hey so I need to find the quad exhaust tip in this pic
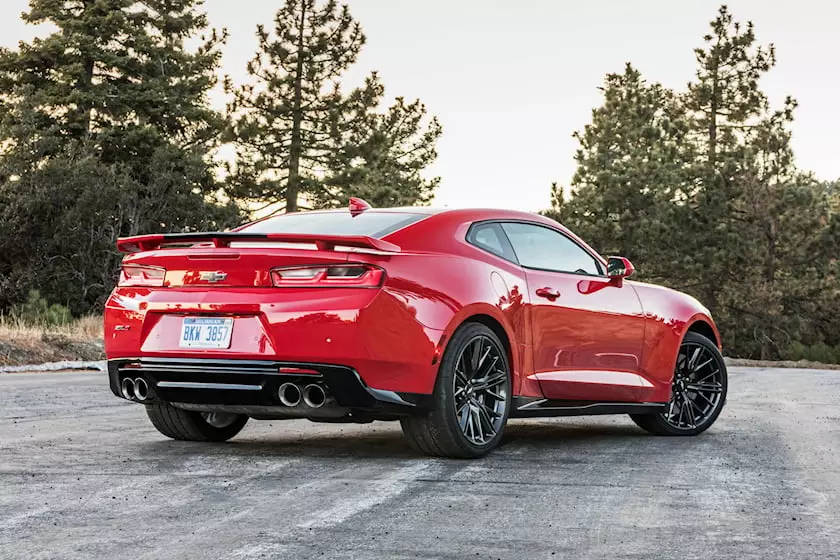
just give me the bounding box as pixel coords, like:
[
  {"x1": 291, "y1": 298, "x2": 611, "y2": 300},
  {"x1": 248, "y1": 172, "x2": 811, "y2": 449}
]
[
  {"x1": 134, "y1": 378, "x2": 149, "y2": 402},
  {"x1": 302, "y1": 384, "x2": 327, "y2": 408},
  {"x1": 278, "y1": 382, "x2": 302, "y2": 407},
  {"x1": 120, "y1": 377, "x2": 150, "y2": 402},
  {"x1": 121, "y1": 377, "x2": 135, "y2": 400}
]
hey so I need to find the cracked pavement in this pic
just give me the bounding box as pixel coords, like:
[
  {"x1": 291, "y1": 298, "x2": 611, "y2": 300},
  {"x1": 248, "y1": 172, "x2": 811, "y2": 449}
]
[{"x1": 1, "y1": 367, "x2": 838, "y2": 559}]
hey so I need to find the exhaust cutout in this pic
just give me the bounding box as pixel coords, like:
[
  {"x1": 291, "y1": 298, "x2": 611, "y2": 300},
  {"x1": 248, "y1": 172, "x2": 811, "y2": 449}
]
[
  {"x1": 120, "y1": 378, "x2": 136, "y2": 400},
  {"x1": 278, "y1": 382, "x2": 302, "y2": 407},
  {"x1": 134, "y1": 378, "x2": 149, "y2": 402},
  {"x1": 303, "y1": 384, "x2": 327, "y2": 408}
]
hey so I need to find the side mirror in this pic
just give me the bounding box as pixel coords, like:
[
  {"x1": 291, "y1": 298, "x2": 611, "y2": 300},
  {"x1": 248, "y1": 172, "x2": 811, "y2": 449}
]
[{"x1": 607, "y1": 256, "x2": 635, "y2": 280}]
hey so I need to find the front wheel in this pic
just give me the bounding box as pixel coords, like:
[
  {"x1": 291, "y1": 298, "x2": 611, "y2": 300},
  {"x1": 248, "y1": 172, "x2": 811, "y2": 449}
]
[
  {"x1": 146, "y1": 403, "x2": 248, "y2": 442},
  {"x1": 401, "y1": 323, "x2": 511, "y2": 458},
  {"x1": 631, "y1": 331, "x2": 727, "y2": 436}
]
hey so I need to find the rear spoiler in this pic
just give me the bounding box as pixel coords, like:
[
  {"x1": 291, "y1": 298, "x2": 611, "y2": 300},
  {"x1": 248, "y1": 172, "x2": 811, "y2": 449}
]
[{"x1": 116, "y1": 232, "x2": 401, "y2": 254}]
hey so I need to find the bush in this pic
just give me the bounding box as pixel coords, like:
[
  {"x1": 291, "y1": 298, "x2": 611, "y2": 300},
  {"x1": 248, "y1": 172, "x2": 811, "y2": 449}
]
[
  {"x1": 9, "y1": 290, "x2": 73, "y2": 327},
  {"x1": 784, "y1": 340, "x2": 840, "y2": 364}
]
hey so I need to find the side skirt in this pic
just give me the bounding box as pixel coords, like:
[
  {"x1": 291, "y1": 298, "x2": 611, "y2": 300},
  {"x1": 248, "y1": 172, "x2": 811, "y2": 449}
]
[{"x1": 511, "y1": 397, "x2": 667, "y2": 419}]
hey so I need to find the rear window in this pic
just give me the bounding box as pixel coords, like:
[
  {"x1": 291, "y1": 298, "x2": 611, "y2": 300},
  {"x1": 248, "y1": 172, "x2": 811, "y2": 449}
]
[{"x1": 239, "y1": 211, "x2": 426, "y2": 238}]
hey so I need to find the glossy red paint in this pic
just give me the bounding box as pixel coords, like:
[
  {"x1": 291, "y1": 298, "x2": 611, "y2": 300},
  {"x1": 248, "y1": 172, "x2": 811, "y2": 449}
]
[{"x1": 105, "y1": 206, "x2": 721, "y2": 405}]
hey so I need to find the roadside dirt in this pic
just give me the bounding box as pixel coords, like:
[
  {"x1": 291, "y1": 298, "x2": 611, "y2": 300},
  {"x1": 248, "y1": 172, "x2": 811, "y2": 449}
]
[{"x1": 0, "y1": 335, "x2": 104, "y2": 367}]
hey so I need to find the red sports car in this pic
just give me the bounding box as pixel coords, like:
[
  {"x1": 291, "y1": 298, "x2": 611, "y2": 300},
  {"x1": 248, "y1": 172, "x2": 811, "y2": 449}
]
[{"x1": 105, "y1": 199, "x2": 727, "y2": 458}]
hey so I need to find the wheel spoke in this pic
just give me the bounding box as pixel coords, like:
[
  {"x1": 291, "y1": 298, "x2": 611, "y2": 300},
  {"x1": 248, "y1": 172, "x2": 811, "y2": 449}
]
[
  {"x1": 662, "y1": 340, "x2": 724, "y2": 430},
  {"x1": 686, "y1": 396, "x2": 703, "y2": 420},
  {"x1": 472, "y1": 369, "x2": 507, "y2": 391},
  {"x1": 475, "y1": 355, "x2": 499, "y2": 380},
  {"x1": 693, "y1": 391, "x2": 716, "y2": 408},
  {"x1": 455, "y1": 352, "x2": 470, "y2": 385},
  {"x1": 452, "y1": 334, "x2": 509, "y2": 445},
  {"x1": 469, "y1": 338, "x2": 483, "y2": 377},
  {"x1": 458, "y1": 405, "x2": 469, "y2": 431},
  {"x1": 471, "y1": 406, "x2": 483, "y2": 442},
  {"x1": 475, "y1": 345, "x2": 492, "y2": 374},
  {"x1": 484, "y1": 389, "x2": 504, "y2": 401},
  {"x1": 676, "y1": 396, "x2": 685, "y2": 426},
  {"x1": 476, "y1": 402, "x2": 497, "y2": 438},
  {"x1": 693, "y1": 369, "x2": 721, "y2": 383},
  {"x1": 682, "y1": 399, "x2": 696, "y2": 428},
  {"x1": 687, "y1": 347, "x2": 701, "y2": 371},
  {"x1": 477, "y1": 399, "x2": 501, "y2": 419},
  {"x1": 466, "y1": 406, "x2": 476, "y2": 440},
  {"x1": 687, "y1": 382, "x2": 722, "y2": 393},
  {"x1": 692, "y1": 356, "x2": 714, "y2": 374}
]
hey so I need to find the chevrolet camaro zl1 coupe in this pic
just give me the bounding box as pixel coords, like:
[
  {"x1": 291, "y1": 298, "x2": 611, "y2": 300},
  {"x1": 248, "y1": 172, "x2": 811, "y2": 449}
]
[{"x1": 105, "y1": 198, "x2": 727, "y2": 458}]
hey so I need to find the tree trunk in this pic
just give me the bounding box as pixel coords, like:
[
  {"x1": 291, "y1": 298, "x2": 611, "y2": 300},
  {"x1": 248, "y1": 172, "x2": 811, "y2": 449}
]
[
  {"x1": 708, "y1": 68, "x2": 718, "y2": 170},
  {"x1": 285, "y1": 1, "x2": 308, "y2": 213},
  {"x1": 76, "y1": 0, "x2": 95, "y2": 137}
]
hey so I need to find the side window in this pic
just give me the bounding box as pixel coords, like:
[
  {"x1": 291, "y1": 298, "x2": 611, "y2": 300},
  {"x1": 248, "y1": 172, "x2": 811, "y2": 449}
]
[
  {"x1": 500, "y1": 222, "x2": 602, "y2": 275},
  {"x1": 467, "y1": 223, "x2": 516, "y2": 262}
]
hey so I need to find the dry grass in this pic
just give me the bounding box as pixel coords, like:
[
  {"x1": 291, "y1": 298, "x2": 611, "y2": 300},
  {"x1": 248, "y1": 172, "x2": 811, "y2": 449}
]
[
  {"x1": 0, "y1": 315, "x2": 103, "y2": 341},
  {"x1": 0, "y1": 315, "x2": 104, "y2": 367}
]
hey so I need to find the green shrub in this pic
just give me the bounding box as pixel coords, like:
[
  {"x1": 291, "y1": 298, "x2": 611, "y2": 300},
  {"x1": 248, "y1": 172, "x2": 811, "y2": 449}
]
[
  {"x1": 784, "y1": 340, "x2": 840, "y2": 365},
  {"x1": 786, "y1": 341, "x2": 807, "y2": 361},
  {"x1": 9, "y1": 290, "x2": 73, "y2": 327}
]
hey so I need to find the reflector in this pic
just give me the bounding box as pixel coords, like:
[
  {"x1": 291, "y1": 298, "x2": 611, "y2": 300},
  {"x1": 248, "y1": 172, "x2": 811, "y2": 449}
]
[
  {"x1": 119, "y1": 265, "x2": 166, "y2": 287},
  {"x1": 270, "y1": 264, "x2": 384, "y2": 288}
]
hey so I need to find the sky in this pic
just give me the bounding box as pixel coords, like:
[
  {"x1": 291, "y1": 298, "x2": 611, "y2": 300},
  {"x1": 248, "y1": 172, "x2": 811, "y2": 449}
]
[{"x1": 2, "y1": 0, "x2": 839, "y2": 211}]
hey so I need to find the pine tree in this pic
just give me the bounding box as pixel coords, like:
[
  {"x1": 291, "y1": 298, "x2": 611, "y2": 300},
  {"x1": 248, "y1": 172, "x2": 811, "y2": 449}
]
[
  {"x1": 680, "y1": 4, "x2": 778, "y2": 315},
  {"x1": 549, "y1": 64, "x2": 690, "y2": 282},
  {"x1": 226, "y1": 0, "x2": 441, "y2": 213},
  {"x1": 324, "y1": 92, "x2": 442, "y2": 208},
  {"x1": 550, "y1": 5, "x2": 840, "y2": 361},
  {"x1": 0, "y1": 0, "x2": 240, "y2": 314}
]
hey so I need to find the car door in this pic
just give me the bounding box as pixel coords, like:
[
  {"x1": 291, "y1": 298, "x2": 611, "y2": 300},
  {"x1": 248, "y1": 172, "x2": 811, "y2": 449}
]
[{"x1": 499, "y1": 222, "x2": 650, "y2": 402}]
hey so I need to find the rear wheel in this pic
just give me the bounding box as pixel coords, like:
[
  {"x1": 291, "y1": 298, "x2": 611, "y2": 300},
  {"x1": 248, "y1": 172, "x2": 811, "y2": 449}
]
[
  {"x1": 401, "y1": 323, "x2": 511, "y2": 458},
  {"x1": 631, "y1": 331, "x2": 727, "y2": 436},
  {"x1": 145, "y1": 403, "x2": 248, "y2": 442}
]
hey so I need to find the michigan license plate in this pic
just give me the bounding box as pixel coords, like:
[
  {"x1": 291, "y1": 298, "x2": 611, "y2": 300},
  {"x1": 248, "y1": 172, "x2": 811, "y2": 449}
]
[{"x1": 179, "y1": 317, "x2": 233, "y2": 349}]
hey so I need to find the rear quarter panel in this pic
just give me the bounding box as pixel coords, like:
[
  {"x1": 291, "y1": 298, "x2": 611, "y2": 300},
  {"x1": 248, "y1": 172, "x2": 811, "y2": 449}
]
[{"x1": 370, "y1": 216, "x2": 540, "y2": 396}]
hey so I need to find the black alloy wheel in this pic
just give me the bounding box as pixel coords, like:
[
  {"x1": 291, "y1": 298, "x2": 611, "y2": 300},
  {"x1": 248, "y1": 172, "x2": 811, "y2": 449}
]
[
  {"x1": 630, "y1": 331, "x2": 727, "y2": 436},
  {"x1": 146, "y1": 403, "x2": 248, "y2": 442},
  {"x1": 401, "y1": 323, "x2": 511, "y2": 458},
  {"x1": 452, "y1": 334, "x2": 509, "y2": 445}
]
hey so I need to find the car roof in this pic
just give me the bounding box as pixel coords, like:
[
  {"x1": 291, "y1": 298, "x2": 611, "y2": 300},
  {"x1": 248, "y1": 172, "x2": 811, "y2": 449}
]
[{"x1": 373, "y1": 206, "x2": 605, "y2": 261}]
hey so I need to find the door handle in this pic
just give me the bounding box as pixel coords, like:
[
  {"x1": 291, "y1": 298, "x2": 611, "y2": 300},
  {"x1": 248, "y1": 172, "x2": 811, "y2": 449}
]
[{"x1": 535, "y1": 287, "x2": 561, "y2": 300}]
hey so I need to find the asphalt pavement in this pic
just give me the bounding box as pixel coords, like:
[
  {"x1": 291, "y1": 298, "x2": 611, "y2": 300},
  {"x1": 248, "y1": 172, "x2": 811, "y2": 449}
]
[{"x1": 1, "y1": 367, "x2": 838, "y2": 559}]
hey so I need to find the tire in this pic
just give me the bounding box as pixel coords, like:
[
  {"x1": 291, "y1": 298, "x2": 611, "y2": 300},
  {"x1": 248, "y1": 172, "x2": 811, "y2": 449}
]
[
  {"x1": 401, "y1": 323, "x2": 512, "y2": 458},
  {"x1": 145, "y1": 403, "x2": 248, "y2": 442},
  {"x1": 631, "y1": 331, "x2": 728, "y2": 436}
]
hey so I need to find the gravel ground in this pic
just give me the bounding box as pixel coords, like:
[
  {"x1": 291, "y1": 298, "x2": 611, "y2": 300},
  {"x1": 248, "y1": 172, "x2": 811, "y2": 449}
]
[{"x1": 1, "y1": 367, "x2": 838, "y2": 559}]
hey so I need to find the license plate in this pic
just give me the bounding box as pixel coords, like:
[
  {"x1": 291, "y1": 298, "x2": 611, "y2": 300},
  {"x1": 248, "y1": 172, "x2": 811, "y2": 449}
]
[{"x1": 179, "y1": 317, "x2": 233, "y2": 349}]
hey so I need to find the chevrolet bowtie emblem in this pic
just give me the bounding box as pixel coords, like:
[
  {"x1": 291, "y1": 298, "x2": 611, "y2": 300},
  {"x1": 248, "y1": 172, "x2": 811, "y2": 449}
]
[{"x1": 200, "y1": 271, "x2": 228, "y2": 283}]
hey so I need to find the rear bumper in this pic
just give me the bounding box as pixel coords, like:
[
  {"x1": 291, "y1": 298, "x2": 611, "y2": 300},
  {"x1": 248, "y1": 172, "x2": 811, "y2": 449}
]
[
  {"x1": 104, "y1": 287, "x2": 446, "y2": 395},
  {"x1": 108, "y1": 357, "x2": 433, "y2": 416}
]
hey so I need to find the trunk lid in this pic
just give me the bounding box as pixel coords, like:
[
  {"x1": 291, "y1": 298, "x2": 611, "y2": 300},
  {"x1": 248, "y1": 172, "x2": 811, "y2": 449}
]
[{"x1": 116, "y1": 232, "x2": 400, "y2": 288}]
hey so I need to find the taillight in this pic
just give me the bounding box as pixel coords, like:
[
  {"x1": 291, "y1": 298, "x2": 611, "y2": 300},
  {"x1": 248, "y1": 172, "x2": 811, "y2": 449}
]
[
  {"x1": 119, "y1": 264, "x2": 166, "y2": 287},
  {"x1": 270, "y1": 264, "x2": 384, "y2": 288}
]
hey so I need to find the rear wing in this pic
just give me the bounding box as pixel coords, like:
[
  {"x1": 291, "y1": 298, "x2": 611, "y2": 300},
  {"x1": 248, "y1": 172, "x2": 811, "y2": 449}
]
[{"x1": 116, "y1": 232, "x2": 401, "y2": 254}]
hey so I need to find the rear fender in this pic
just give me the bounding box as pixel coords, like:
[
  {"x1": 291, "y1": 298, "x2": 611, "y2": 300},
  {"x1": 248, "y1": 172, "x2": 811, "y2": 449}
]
[
  {"x1": 352, "y1": 251, "x2": 537, "y2": 397},
  {"x1": 438, "y1": 304, "x2": 539, "y2": 398}
]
